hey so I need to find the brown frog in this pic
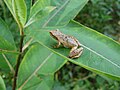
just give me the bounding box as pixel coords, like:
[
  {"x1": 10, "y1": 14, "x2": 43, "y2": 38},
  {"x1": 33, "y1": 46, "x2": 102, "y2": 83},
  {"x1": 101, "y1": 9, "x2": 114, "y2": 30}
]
[{"x1": 49, "y1": 29, "x2": 83, "y2": 58}]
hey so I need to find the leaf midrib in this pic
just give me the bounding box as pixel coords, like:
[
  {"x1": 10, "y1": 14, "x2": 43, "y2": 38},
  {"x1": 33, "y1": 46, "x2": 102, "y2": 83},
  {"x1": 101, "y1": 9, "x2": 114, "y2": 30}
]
[
  {"x1": 42, "y1": 0, "x2": 70, "y2": 28},
  {"x1": 35, "y1": 39, "x2": 120, "y2": 69},
  {"x1": 18, "y1": 53, "x2": 53, "y2": 90},
  {"x1": 80, "y1": 44, "x2": 120, "y2": 69},
  {"x1": 25, "y1": 28, "x2": 120, "y2": 70},
  {"x1": 35, "y1": 40, "x2": 120, "y2": 79},
  {"x1": 2, "y1": 53, "x2": 15, "y2": 73}
]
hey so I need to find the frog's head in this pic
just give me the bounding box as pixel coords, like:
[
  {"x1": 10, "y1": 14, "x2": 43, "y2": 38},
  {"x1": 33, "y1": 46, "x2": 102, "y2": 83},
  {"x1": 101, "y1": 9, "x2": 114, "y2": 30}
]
[{"x1": 49, "y1": 29, "x2": 61, "y2": 40}]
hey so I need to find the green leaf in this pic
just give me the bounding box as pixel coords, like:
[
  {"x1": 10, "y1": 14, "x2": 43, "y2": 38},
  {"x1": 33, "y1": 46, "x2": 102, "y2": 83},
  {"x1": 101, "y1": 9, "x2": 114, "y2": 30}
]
[
  {"x1": 0, "y1": 36, "x2": 15, "y2": 52},
  {"x1": 3, "y1": 0, "x2": 15, "y2": 18},
  {"x1": 25, "y1": 0, "x2": 32, "y2": 20},
  {"x1": 47, "y1": 0, "x2": 88, "y2": 26},
  {"x1": 25, "y1": 20, "x2": 120, "y2": 80},
  {"x1": 0, "y1": 76, "x2": 6, "y2": 90},
  {"x1": 30, "y1": 0, "x2": 51, "y2": 18},
  {"x1": 25, "y1": 0, "x2": 55, "y2": 27},
  {"x1": 23, "y1": 75, "x2": 54, "y2": 90},
  {"x1": 13, "y1": 0, "x2": 27, "y2": 27},
  {"x1": 25, "y1": 0, "x2": 88, "y2": 29},
  {"x1": 17, "y1": 44, "x2": 67, "y2": 89},
  {"x1": 32, "y1": 6, "x2": 55, "y2": 20},
  {"x1": 0, "y1": 18, "x2": 17, "y2": 53},
  {"x1": 4, "y1": 0, "x2": 27, "y2": 28},
  {"x1": 25, "y1": 6, "x2": 55, "y2": 27},
  {"x1": 0, "y1": 18, "x2": 16, "y2": 49},
  {"x1": 0, "y1": 18, "x2": 17, "y2": 72}
]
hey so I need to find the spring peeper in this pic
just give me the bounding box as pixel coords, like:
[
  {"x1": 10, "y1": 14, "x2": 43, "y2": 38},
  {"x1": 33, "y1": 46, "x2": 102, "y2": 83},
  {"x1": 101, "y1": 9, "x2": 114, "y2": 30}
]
[{"x1": 49, "y1": 29, "x2": 83, "y2": 58}]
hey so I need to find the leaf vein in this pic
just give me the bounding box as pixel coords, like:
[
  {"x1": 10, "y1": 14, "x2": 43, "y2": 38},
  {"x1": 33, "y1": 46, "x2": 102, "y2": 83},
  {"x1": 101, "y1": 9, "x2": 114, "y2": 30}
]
[
  {"x1": 81, "y1": 44, "x2": 120, "y2": 69},
  {"x1": 2, "y1": 53, "x2": 15, "y2": 73},
  {"x1": 18, "y1": 53, "x2": 53, "y2": 90},
  {"x1": 42, "y1": 0, "x2": 70, "y2": 27}
]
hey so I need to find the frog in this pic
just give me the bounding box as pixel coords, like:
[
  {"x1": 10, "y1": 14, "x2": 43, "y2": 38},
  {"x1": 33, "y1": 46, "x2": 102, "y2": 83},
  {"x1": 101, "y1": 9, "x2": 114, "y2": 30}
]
[{"x1": 49, "y1": 29, "x2": 83, "y2": 59}]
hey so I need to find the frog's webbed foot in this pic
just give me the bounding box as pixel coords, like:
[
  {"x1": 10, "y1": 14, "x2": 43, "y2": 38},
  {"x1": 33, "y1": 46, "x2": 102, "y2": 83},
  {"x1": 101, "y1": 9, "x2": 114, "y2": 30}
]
[
  {"x1": 69, "y1": 47, "x2": 83, "y2": 59},
  {"x1": 53, "y1": 41, "x2": 61, "y2": 48}
]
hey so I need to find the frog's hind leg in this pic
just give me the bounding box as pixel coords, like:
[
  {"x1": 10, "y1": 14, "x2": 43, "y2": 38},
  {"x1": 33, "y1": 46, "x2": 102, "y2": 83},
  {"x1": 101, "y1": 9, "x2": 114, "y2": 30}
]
[
  {"x1": 70, "y1": 46, "x2": 77, "y2": 53},
  {"x1": 54, "y1": 41, "x2": 61, "y2": 48},
  {"x1": 69, "y1": 47, "x2": 83, "y2": 59},
  {"x1": 71, "y1": 47, "x2": 83, "y2": 58}
]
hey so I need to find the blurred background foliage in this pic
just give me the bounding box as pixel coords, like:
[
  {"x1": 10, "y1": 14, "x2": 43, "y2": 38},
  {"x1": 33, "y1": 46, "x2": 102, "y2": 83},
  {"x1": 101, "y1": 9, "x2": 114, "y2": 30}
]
[
  {"x1": 0, "y1": 0, "x2": 120, "y2": 90},
  {"x1": 75, "y1": 0, "x2": 120, "y2": 42}
]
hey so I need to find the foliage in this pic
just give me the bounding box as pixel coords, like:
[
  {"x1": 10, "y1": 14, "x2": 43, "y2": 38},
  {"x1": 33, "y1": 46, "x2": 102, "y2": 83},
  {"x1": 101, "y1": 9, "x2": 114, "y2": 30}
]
[
  {"x1": 0, "y1": 0, "x2": 120, "y2": 90},
  {"x1": 59, "y1": 0, "x2": 120, "y2": 89},
  {"x1": 0, "y1": 76, "x2": 6, "y2": 90},
  {"x1": 75, "y1": 0, "x2": 120, "y2": 41}
]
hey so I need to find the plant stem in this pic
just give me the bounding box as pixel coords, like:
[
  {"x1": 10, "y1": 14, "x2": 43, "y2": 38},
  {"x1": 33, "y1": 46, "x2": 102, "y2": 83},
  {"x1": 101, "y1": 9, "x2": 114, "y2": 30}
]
[{"x1": 12, "y1": 31, "x2": 24, "y2": 90}]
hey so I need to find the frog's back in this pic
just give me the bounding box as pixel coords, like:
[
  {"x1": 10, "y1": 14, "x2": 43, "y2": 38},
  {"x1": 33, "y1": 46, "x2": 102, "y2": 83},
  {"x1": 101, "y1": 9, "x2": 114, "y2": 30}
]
[
  {"x1": 59, "y1": 35, "x2": 79, "y2": 48},
  {"x1": 67, "y1": 36, "x2": 79, "y2": 47}
]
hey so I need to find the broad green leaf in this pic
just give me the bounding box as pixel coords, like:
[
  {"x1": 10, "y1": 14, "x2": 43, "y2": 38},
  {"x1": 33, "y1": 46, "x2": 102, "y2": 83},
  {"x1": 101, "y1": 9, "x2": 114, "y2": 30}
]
[
  {"x1": 53, "y1": 81, "x2": 66, "y2": 90},
  {"x1": 0, "y1": 36, "x2": 15, "y2": 52},
  {"x1": 25, "y1": 20, "x2": 120, "y2": 80},
  {"x1": 32, "y1": 6, "x2": 55, "y2": 21},
  {"x1": 0, "y1": 76, "x2": 6, "y2": 90},
  {"x1": 24, "y1": 0, "x2": 88, "y2": 47},
  {"x1": 25, "y1": 6, "x2": 55, "y2": 27},
  {"x1": 0, "y1": 18, "x2": 17, "y2": 72},
  {"x1": 25, "y1": 0, "x2": 32, "y2": 20},
  {"x1": 0, "y1": 18, "x2": 17, "y2": 52},
  {"x1": 22, "y1": 75, "x2": 54, "y2": 90},
  {"x1": 25, "y1": 0, "x2": 88, "y2": 29},
  {"x1": 4, "y1": 0, "x2": 27, "y2": 27},
  {"x1": 29, "y1": 0, "x2": 50, "y2": 18},
  {"x1": 25, "y1": 0, "x2": 55, "y2": 27},
  {"x1": 13, "y1": 0, "x2": 27, "y2": 27},
  {"x1": 47, "y1": 0, "x2": 88, "y2": 26},
  {"x1": 0, "y1": 18, "x2": 17, "y2": 54},
  {"x1": 3, "y1": 0, "x2": 15, "y2": 18},
  {"x1": 0, "y1": 53, "x2": 16, "y2": 73},
  {"x1": 17, "y1": 44, "x2": 67, "y2": 89},
  {"x1": 0, "y1": 18, "x2": 16, "y2": 48}
]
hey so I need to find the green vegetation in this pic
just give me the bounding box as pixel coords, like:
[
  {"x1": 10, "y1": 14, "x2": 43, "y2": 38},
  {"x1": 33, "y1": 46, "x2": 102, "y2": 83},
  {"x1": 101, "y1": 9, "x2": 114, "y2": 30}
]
[
  {"x1": 0, "y1": 0, "x2": 120, "y2": 90},
  {"x1": 76, "y1": 0, "x2": 120, "y2": 41}
]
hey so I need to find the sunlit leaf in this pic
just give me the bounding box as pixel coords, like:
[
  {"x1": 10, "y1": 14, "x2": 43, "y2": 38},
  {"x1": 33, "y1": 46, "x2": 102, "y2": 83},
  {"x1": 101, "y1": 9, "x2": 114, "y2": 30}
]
[
  {"x1": 25, "y1": 6, "x2": 55, "y2": 27},
  {"x1": 17, "y1": 44, "x2": 66, "y2": 89},
  {"x1": 0, "y1": 76, "x2": 6, "y2": 90},
  {"x1": 25, "y1": 0, "x2": 88, "y2": 29},
  {"x1": 12, "y1": 0, "x2": 27, "y2": 27},
  {"x1": 25, "y1": 20, "x2": 120, "y2": 80},
  {"x1": 0, "y1": 18, "x2": 17, "y2": 72}
]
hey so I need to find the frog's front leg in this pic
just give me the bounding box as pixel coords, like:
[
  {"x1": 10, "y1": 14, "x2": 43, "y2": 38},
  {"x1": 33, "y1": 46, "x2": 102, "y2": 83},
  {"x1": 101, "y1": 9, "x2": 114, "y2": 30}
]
[
  {"x1": 54, "y1": 41, "x2": 61, "y2": 48},
  {"x1": 69, "y1": 47, "x2": 83, "y2": 59}
]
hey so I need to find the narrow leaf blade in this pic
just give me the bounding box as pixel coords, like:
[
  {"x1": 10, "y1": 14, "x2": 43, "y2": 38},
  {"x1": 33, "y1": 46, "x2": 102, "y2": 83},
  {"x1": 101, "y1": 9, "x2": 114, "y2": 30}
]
[
  {"x1": 17, "y1": 44, "x2": 66, "y2": 89},
  {"x1": 0, "y1": 18, "x2": 17, "y2": 72},
  {"x1": 25, "y1": 20, "x2": 120, "y2": 80},
  {"x1": 25, "y1": 0, "x2": 88, "y2": 29},
  {"x1": 0, "y1": 76, "x2": 6, "y2": 90},
  {"x1": 13, "y1": 0, "x2": 27, "y2": 27}
]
